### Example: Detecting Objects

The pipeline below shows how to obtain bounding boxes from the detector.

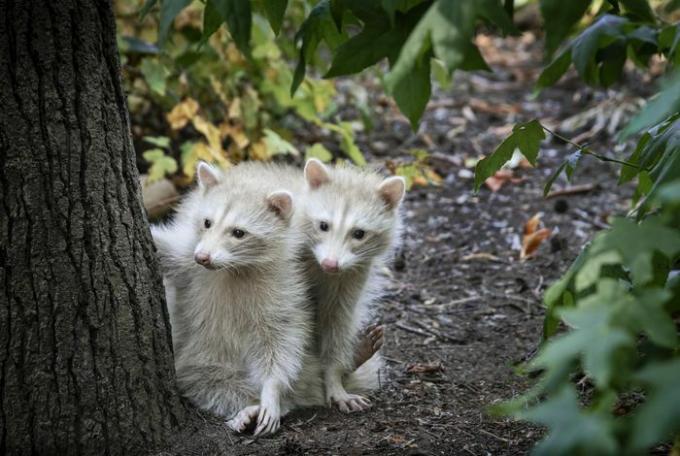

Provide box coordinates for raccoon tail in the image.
[344,352,384,394]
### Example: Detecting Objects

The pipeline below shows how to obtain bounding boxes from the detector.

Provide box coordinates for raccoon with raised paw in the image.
[301,159,405,413]
[151,161,379,434]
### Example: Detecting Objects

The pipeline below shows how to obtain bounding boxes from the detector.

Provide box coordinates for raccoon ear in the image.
[267,191,293,220]
[196,161,222,189]
[304,159,331,189]
[377,176,406,210]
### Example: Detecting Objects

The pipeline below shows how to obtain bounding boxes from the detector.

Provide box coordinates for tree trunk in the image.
[0,1,188,454]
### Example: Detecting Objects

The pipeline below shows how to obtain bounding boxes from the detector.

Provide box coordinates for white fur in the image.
[151,161,384,432]
[301,159,404,411]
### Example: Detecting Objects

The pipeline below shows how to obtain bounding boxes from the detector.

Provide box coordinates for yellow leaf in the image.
[219,122,249,150]
[183,142,230,178]
[249,140,269,161]
[228,98,242,119]
[192,116,224,154]
[167,98,199,130]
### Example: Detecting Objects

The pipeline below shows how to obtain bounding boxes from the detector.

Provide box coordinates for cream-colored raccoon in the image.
[300,159,405,413]
[151,161,379,435]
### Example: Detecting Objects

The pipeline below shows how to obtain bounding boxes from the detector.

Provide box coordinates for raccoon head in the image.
[303,159,405,274]
[190,162,293,271]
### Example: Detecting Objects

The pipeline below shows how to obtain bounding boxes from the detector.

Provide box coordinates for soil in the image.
[161,32,649,455]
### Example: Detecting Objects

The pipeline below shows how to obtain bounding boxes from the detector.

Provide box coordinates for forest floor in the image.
[163,32,651,455]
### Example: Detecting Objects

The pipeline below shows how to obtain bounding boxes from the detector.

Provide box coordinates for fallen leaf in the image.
[520,213,552,260]
[406,361,445,374]
[484,169,524,192]
[167,98,199,130]
[524,213,542,236]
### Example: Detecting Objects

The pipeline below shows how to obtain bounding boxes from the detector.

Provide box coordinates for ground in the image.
[162,33,648,455]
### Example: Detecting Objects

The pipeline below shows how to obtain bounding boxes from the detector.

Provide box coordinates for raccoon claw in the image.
[334,394,371,413]
[354,324,384,368]
[227,405,260,433]
[254,405,280,436]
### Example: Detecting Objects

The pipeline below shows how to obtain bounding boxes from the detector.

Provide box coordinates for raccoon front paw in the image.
[331,393,371,413]
[227,405,260,433]
[254,402,280,436]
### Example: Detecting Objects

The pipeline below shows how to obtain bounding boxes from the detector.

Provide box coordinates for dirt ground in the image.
[163,33,648,455]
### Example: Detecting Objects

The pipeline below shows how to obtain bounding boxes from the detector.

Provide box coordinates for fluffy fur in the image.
[301,159,405,413]
[151,161,380,434]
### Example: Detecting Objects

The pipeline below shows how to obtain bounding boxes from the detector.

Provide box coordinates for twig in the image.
[479,428,511,443]
[444,296,481,307]
[546,183,597,199]
[395,321,432,339]
[542,125,646,170]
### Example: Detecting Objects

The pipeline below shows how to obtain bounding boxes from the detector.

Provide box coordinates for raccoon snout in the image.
[320,258,340,273]
[194,252,213,268]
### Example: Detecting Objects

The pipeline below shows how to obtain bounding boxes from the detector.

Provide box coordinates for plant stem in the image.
[504,0,515,20]
[541,126,647,170]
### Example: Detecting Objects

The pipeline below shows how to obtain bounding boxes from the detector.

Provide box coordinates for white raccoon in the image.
[151,161,379,434]
[301,159,405,413]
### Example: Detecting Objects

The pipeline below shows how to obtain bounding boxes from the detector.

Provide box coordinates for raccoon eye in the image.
[319,221,329,232]
[352,229,366,240]
[204,219,212,229]
[232,228,246,239]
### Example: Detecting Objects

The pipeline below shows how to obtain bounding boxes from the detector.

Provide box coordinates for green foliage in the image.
[117,0,367,180]
[474,120,545,192]
[145,0,517,129]
[536,0,679,92]
[472,1,680,454]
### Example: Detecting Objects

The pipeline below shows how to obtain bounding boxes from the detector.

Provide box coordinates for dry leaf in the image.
[406,361,445,374]
[484,169,524,192]
[520,213,552,260]
[167,98,199,130]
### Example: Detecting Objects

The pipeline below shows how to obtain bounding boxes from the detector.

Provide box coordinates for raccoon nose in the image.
[194,252,212,267]
[321,258,339,273]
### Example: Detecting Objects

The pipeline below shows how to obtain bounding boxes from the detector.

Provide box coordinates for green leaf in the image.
[143,136,171,149]
[330,0,346,30]
[263,0,287,35]
[324,122,366,165]
[631,360,680,451]
[139,58,170,96]
[619,0,656,23]
[571,15,628,86]
[543,150,580,196]
[386,0,507,127]
[139,0,158,20]
[619,132,650,183]
[513,120,545,164]
[144,148,178,182]
[474,120,545,192]
[325,22,395,78]
[622,70,680,137]
[202,0,224,41]
[518,386,618,455]
[628,288,677,348]
[536,48,572,91]
[292,1,341,95]
[212,0,252,56]
[388,51,432,130]
[540,0,591,56]
[263,129,299,156]
[305,143,333,162]
[159,0,192,44]
[593,218,680,285]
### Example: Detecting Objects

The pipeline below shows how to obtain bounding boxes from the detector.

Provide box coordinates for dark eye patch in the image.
[352,229,366,240]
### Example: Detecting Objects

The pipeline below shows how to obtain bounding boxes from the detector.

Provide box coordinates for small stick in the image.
[546,183,597,199]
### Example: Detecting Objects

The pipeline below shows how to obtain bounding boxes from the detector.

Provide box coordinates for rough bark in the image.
[0,1,187,454]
